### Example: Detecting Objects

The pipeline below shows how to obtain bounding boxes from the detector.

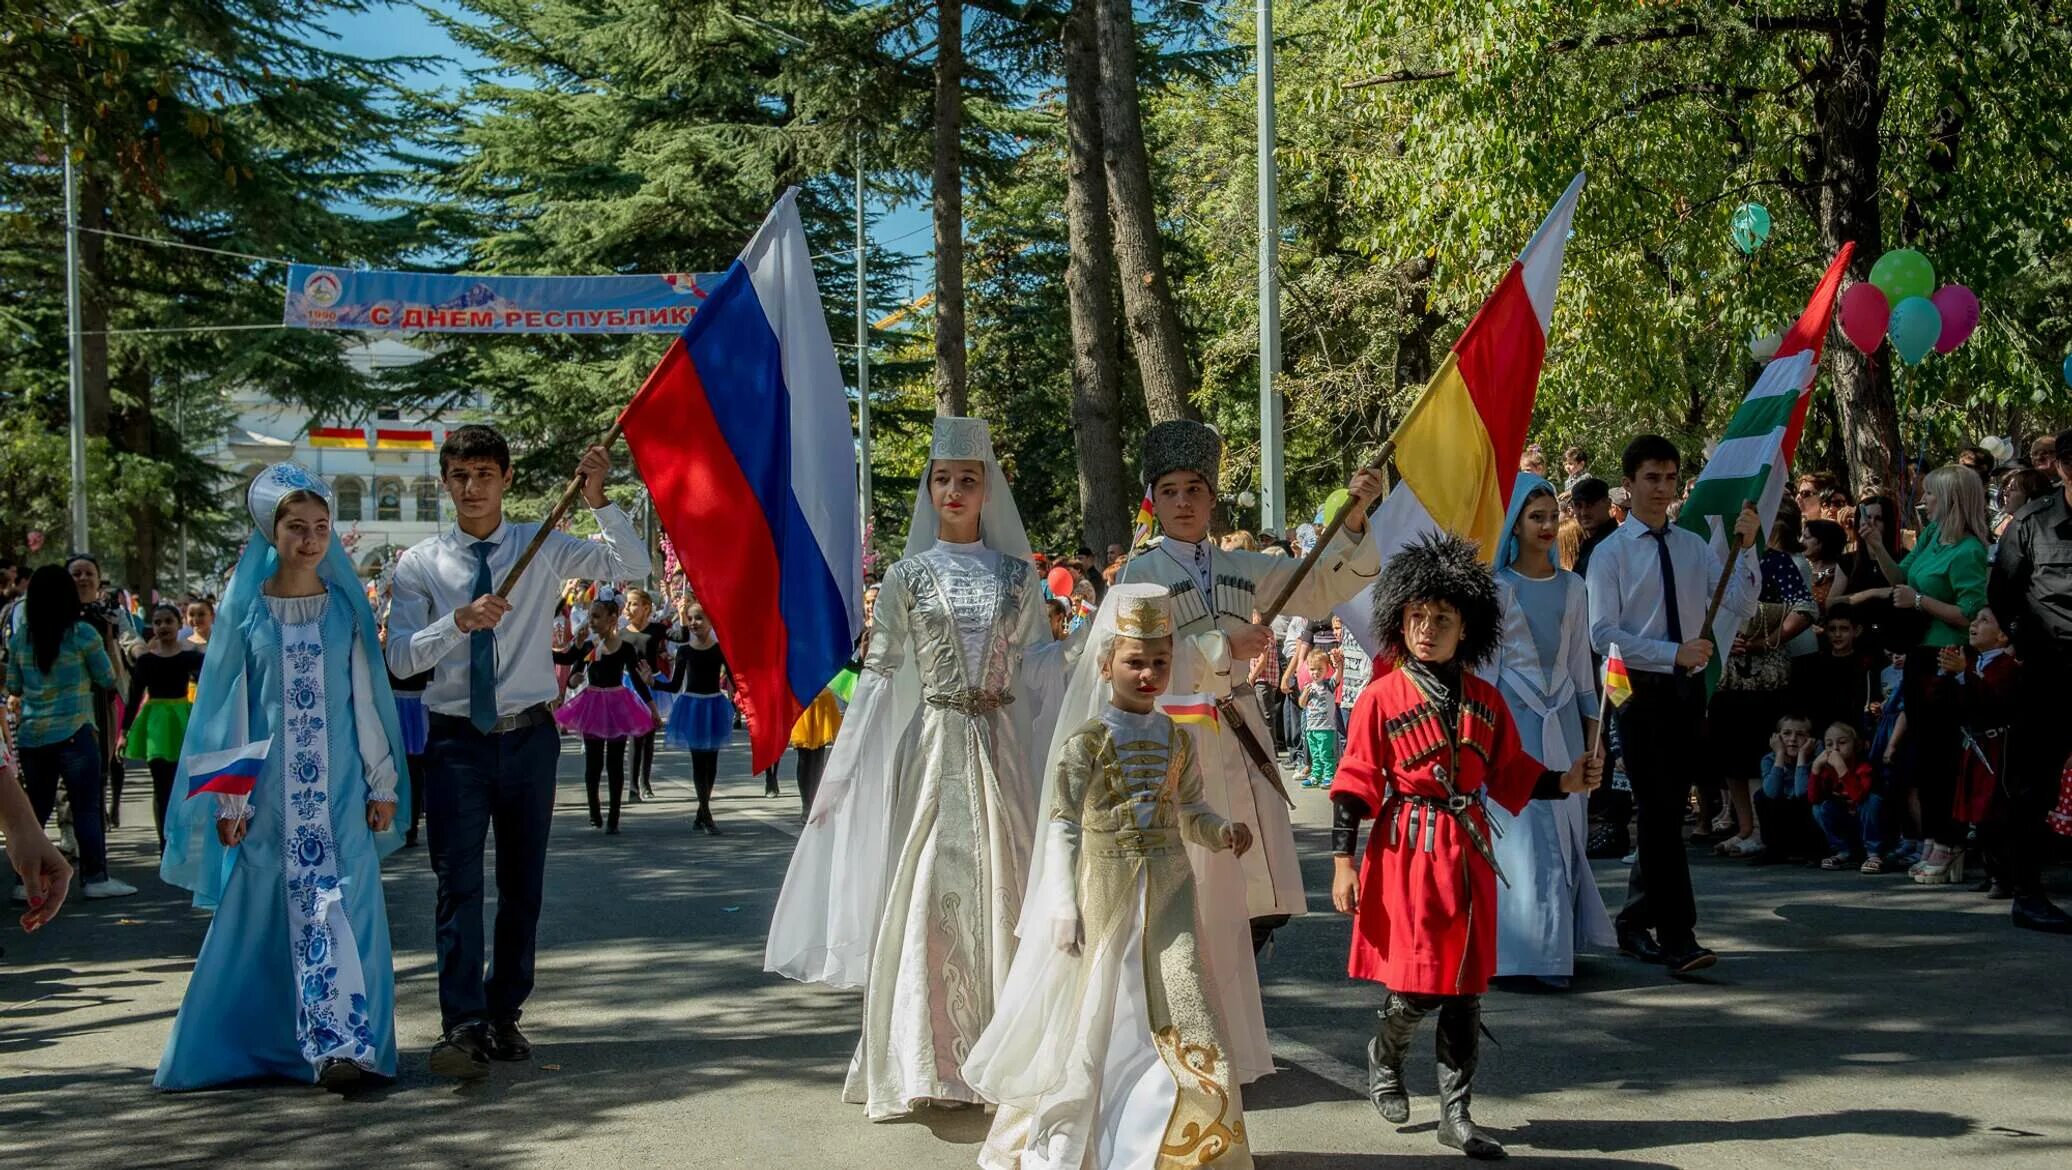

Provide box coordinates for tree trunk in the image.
[1062,0,1131,553]
[1814,1,1903,496]
[113,358,158,598]
[1389,254,1441,435]
[931,0,968,417]
[1092,0,1196,423]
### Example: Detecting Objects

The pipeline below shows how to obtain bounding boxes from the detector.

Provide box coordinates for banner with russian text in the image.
[282,264,728,334]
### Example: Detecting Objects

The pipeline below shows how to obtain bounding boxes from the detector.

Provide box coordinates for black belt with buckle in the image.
[430,703,553,736]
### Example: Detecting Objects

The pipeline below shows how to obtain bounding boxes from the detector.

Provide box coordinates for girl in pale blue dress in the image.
[156,464,410,1090]
[1485,473,1616,987]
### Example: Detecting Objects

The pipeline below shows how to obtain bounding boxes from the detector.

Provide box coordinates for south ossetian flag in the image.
[1337,174,1585,654]
[621,189,864,773]
[1677,244,1853,661]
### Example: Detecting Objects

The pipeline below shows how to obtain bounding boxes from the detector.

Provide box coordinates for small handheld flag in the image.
[1602,644,1634,709]
[1131,495,1156,550]
[186,739,273,800]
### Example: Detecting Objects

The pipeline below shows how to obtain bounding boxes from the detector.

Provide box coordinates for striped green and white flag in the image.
[1676,348,1816,653]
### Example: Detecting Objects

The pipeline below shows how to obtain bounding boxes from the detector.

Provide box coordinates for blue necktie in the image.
[469,540,498,732]
[1648,527,1685,644]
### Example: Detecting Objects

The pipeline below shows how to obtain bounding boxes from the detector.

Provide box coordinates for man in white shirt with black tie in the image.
[387,425,653,1078]
[1586,435,1760,975]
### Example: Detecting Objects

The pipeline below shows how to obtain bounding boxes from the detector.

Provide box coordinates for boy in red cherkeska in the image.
[1329,533,1602,1161]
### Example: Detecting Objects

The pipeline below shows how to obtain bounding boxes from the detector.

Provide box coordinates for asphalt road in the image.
[4,735,2069,1169]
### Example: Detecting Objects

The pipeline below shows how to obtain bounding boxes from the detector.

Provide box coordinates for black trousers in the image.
[795,745,830,817]
[1617,671,1705,947]
[2005,655,2072,896]
[583,736,627,829]
[629,730,657,794]
[1901,646,1964,846]
[148,759,176,852]
[690,749,718,819]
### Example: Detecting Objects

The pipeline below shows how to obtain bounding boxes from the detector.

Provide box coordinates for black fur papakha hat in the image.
[1141,420,1222,490]
[1371,532,1502,669]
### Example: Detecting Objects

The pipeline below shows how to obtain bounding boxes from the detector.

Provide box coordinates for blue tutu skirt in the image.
[394,693,429,757]
[666,691,734,752]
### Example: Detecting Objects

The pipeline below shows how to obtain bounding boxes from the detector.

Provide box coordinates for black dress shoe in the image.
[430,1022,491,1079]
[1663,942,1718,974]
[2011,894,2072,934]
[1617,929,1664,964]
[486,1018,532,1062]
[317,1057,363,1092]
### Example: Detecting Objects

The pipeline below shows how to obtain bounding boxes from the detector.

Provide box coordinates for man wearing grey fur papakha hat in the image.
[1118,415,1386,1089]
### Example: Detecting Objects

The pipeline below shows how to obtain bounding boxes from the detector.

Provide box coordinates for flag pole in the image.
[1589,685,1612,758]
[1700,499,1759,641]
[1257,438,1396,624]
[495,417,628,599]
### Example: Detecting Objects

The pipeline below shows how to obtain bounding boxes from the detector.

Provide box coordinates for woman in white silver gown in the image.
[766,416,1061,1119]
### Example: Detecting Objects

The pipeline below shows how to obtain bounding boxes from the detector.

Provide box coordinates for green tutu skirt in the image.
[127,699,193,762]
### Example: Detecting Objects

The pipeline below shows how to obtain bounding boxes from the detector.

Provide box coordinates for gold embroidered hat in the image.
[1108,584,1173,640]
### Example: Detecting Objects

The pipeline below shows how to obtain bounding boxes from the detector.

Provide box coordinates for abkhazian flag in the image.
[1676,245,1854,662]
[1602,644,1634,709]
[1337,174,1585,654]
[620,189,865,773]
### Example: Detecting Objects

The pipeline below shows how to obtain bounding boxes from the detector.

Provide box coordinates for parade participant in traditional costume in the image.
[120,603,204,852]
[157,463,411,1091]
[1118,419,1382,1085]
[664,602,734,834]
[1485,474,1616,988]
[1329,533,1602,1159]
[553,587,659,834]
[965,585,1253,1170]
[766,416,1056,1120]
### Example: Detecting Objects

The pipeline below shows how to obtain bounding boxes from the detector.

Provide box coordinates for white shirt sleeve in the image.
[385,550,465,677]
[544,504,654,582]
[352,635,399,802]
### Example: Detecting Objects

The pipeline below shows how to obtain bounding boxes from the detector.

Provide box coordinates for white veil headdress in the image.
[963,583,1171,1104]
[765,416,1038,987]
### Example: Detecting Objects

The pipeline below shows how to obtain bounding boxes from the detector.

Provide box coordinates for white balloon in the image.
[1748,329,1783,361]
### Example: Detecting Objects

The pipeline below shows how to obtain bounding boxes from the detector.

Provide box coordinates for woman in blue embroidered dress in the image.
[156,464,409,1091]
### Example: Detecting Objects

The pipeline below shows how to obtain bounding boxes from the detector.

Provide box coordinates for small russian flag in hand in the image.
[186,739,272,799]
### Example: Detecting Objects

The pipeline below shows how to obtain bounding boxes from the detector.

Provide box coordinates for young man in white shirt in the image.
[386,425,653,1077]
[1586,434,1760,975]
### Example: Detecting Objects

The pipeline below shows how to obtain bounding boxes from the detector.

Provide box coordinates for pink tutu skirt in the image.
[554,686,656,740]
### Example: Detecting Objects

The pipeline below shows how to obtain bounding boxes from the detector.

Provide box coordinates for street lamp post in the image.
[1256,0,1285,536]
[63,102,90,554]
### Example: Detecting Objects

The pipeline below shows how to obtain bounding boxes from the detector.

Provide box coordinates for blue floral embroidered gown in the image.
[156,588,401,1089]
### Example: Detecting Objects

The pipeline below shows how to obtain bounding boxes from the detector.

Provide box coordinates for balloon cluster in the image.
[1838,249,1979,366]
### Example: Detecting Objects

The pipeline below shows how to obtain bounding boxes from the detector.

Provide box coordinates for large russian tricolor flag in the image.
[621,190,864,772]
[1338,174,1584,654]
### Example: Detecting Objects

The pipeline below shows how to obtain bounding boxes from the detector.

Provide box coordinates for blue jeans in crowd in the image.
[423,717,560,1033]
[1813,793,1892,858]
[18,726,110,882]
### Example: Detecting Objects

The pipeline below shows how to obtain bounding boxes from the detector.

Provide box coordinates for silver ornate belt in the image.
[924,688,1014,715]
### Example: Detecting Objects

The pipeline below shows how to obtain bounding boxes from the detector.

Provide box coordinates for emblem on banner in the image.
[303,269,343,308]
[662,273,709,298]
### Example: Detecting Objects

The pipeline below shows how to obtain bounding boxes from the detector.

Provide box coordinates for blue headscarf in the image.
[160,463,410,907]
[1493,472,1561,576]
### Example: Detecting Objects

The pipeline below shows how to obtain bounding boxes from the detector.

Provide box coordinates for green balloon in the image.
[1730,202,1772,254]
[1869,249,1935,306]
[1321,488,1352,525]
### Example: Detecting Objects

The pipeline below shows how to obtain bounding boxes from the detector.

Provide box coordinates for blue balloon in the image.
[1887,296,1943,366]
[2063,351,2072,389]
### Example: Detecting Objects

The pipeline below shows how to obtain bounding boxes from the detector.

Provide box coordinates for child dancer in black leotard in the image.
[622,588,671,803]
[662,602,732,834]
[552,588,658,834]
[120,604,203,851]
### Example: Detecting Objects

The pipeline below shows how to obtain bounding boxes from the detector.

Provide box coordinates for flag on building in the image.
[1602,644,1634,709]
[620,189,864,773]
[1677,245,1853,659]
[185,739,272,799]
[307,425,364,449]
[374,427,436,451]
[1337,174,1585,653]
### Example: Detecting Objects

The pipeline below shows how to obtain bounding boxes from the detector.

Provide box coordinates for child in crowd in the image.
[1810,721,1879,869]
[552,588,659,835]
[1301,646,1340,789]
[1753,714,1818,861]
[1862,651,1915,874]
[1793,601,1876,738]
[664,603,734,834]
[1935,605,2018,895]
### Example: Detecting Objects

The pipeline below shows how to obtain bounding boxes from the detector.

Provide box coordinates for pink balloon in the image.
[1839,282,1890,354]
[1046,566,1075,597]
[1930,284,1980,353]
[26,530,44,552]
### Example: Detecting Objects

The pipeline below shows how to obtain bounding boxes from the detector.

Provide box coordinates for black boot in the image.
[1435,996,1506,1160]
[2012,893,2072,934]
[1367,993,1428,1124]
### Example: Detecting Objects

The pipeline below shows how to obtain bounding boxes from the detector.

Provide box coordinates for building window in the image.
[334,475,365,522]
[415,477,440,522]
[375,477,403,522]
[377,408,401,421]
